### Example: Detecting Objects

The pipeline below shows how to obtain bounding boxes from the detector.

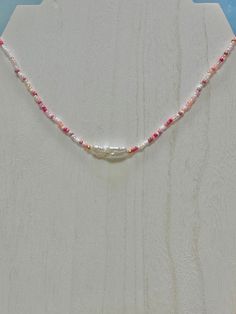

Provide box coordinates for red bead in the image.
[15,68,20,74]
[148,133,159,143]
[41,105,47,112]
[31,91,37,96]
[62,127,70,134]
[130,146,139,153]
[0,39,4,46]
[219,57,224,63]
[165,118,173,126]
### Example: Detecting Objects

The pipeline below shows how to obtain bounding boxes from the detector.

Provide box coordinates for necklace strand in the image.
[0,37,235,160]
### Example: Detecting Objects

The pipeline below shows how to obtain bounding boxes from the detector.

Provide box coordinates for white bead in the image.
[196,83,203,90]
[159,125,167,132]
[52,116,61,124]
[139,140,149,150]
[34,95,40,103]
[173,113,180,122]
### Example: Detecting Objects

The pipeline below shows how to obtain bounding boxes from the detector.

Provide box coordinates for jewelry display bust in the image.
[1,1,236,314]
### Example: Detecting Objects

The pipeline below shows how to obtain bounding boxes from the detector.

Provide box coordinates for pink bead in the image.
[0,39,4,46]
[209,66,217,73]
[36,98,42,105]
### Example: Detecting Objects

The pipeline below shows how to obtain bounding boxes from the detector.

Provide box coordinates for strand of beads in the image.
[0,37,235,160]
[0,38,90,150]
[128,37,236,155]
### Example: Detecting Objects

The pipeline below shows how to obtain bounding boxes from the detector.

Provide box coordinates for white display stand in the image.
[1,1,236,313]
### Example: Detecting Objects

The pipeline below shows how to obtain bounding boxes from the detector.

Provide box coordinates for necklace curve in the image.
[0,37,236,161]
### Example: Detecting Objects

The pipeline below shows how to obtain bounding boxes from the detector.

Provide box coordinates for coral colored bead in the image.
[83,143,91,149]
[58,121,64,128]
[210,66,217,73]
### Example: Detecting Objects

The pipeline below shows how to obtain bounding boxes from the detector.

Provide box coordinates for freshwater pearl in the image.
[89,146,129,160]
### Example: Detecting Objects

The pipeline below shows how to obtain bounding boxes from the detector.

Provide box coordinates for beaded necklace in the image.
[1,37,236,161]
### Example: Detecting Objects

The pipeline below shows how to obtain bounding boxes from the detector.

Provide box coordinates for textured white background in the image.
[0,1,236,314]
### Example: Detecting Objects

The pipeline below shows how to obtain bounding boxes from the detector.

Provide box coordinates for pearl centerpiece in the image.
[89,146,129,160]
